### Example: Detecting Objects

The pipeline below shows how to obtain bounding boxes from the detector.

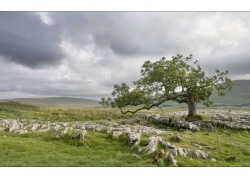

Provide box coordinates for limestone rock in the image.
[138,135,162,154]
[133,126,167,134]
[113,127,131,133]
[52,124,61,132]
[211,158,216,162]
[186,123,200,131]
[170,134,182,142]
[85,124,95,130]
[106,127,114,133]
[56,127,69,136]
[164,141,209,159]
[168,153,178,166]
[71,130,86,139]
[95,124,105,131]
[8,120,21,132]
[31,124,41,131]
[128,131,141,150]
[14,129,28,134]
[112,131,123,138]
[193,149,209,159]
[141,113,162,120]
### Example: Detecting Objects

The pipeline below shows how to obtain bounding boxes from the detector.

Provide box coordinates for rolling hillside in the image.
[161,80,250,108]
[208,79,250,106]
[0,97,101,108]
[0,80,250,108]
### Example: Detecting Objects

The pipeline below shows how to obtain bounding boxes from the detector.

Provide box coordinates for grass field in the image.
[1,101,250,167]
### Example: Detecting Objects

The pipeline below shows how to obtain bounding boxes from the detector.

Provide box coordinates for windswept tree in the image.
[100,54,233,117]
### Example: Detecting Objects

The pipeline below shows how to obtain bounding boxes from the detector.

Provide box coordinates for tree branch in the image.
[119,91,189,114]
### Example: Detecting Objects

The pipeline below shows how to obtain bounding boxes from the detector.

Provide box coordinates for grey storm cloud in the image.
[48,12,186,57]
[1,11,250,100]
[0,12,63,68]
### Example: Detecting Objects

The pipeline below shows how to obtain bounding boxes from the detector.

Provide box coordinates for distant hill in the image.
[0,97,101,108]
[1,80,250,108]
[209,79,250,106]
[160,79,250,108]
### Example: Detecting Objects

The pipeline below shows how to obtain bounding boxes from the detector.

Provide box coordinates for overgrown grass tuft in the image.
[185,114,209,121]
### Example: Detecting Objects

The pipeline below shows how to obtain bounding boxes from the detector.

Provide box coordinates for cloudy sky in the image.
[0,11,250,100]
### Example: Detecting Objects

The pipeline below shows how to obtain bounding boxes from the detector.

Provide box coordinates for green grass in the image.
[1,127,250,167]
[0,131,156,167]
[0,101,166,122]
[172,129,250,167]
[1,101,250,167]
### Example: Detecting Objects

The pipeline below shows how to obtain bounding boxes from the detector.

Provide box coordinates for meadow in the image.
[0,101,250,167]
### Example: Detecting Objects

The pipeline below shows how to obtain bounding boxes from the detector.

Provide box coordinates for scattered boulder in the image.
[169,153,178,166]
[211,158,217,162]
[163,141,209,159]
[85,124,95,131]
[128,131,141,150]
[52,124,62,132]
[141,113,162,120]
[56,127,69,136]
[106,127,114,133]
[31,124,41,131]
[170,134,182,142]
[133,125,168,134]
[8,120,21,132]
[71,130,86,139]
[112,131,123,138]
[14,129,28,134]
[95,124,105,131]
[113,127,131,133]
[138,135,162,154]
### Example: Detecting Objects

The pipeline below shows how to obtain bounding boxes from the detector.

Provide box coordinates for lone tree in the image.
[100,54,233,117]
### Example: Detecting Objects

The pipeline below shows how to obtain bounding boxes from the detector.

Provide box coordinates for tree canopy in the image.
[100,54,233,116]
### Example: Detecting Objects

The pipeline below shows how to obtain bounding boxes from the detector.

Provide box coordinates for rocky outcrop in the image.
[0,117,169,144]
[138,135,210,166]
[138,136,162,154]
[136,110,250,131]
[71,130,87,139]
[163,141,209,158]
[128,131,141,149]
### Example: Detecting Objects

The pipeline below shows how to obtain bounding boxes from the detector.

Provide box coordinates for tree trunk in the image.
[187,96,197,116]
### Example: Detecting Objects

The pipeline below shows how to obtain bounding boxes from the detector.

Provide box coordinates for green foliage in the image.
[100,54,233,114]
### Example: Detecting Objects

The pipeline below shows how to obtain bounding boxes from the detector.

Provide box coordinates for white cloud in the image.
[38,12,54,25]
